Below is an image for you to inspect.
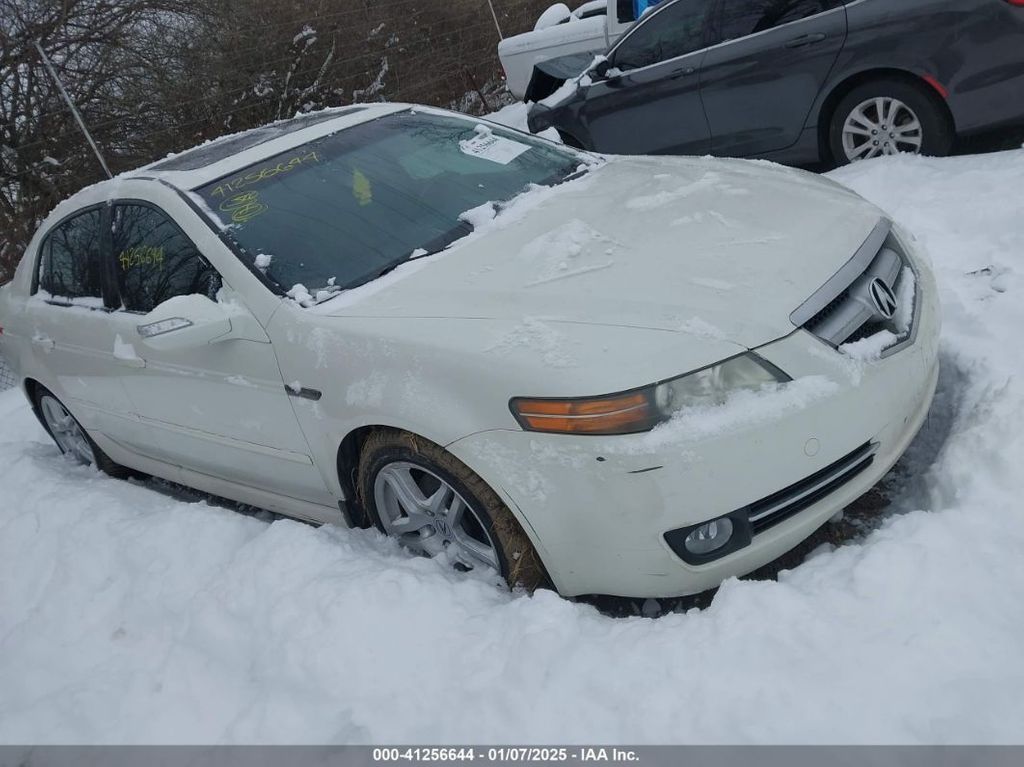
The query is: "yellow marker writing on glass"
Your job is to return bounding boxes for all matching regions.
[119,245,164,271]
[220,191,268,223]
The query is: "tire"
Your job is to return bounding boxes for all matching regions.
[356,428,549,591]
[829,78,953,166]
[33,385,130,478]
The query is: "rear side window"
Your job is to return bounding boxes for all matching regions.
[613,0,716,70]
[712,0,837,42]
[37,209,104,301]
[111,204,220,313]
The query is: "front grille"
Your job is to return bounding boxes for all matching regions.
[791,220,917,352]
[747,442,878,534]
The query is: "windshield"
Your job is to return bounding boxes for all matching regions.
[194,110,588,302]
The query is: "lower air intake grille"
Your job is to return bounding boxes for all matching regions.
[747,442,878,534]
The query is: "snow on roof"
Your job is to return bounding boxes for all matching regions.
[120,102,409,191]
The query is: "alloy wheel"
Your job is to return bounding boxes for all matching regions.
[373,461,500,572]
[39,395,96,466]
[842,97,924,162]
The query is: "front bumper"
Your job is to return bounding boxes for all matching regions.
[448,256,941,598]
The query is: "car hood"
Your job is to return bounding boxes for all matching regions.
[318,155,883,350]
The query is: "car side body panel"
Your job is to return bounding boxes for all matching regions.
[819,0,1024,137]
[574,49,711,155]
[701,6,848,157]
[532,0,1024,163]
[1,179,339,516]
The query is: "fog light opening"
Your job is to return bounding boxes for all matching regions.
[684,517,735,556]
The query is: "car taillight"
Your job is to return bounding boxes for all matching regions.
[1005,0,1024,6]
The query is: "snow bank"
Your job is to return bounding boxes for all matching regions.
[2,149,1024,743]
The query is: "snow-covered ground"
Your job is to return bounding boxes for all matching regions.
[2,146,1024,744]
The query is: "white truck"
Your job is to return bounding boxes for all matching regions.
[498,0,665,101]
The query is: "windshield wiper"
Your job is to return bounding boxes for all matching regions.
[408,220,476,261]
[560,166,591,183]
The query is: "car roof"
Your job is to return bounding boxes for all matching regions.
[118,102,410,192]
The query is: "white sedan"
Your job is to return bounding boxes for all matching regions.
[0,104,939,598]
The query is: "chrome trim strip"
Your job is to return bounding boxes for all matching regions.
[607,4,847,78]
[135,416,316,464]
[748,442,880,523]
[880,252,923,359]
[790,219,892,328]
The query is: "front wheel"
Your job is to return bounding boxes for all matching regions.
[357,428,549,591]
[829,79,953,165]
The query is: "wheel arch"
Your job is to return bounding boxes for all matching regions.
[335,422,462,528]
[22,377,48,430]
[816,68,955,162]
[336,422,555,591]
[335,424,383,528]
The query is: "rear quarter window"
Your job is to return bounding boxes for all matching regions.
[36,208,104,303]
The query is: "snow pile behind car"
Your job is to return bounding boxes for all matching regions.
[1,149,1023,743]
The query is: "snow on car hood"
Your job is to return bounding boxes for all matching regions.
[319,155,883,350]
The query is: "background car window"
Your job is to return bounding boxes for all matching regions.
[617,0,668,24]
[613,0,716,71]
[112,204,220,313]
[37,209,103,301]
[712,0,836,43]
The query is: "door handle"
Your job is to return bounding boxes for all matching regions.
[668,66,697,80]
[115,356,146,369]
[32,334,55,351]
[786,33,827,48]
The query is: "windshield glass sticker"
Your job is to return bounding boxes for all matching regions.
[459,129,530,165]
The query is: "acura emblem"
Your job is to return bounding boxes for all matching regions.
[433,515,455,539]
[868,278,898,320]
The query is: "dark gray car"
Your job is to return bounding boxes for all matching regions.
[527,0,1024,165]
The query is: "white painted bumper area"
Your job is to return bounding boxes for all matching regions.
[449,264,941,598]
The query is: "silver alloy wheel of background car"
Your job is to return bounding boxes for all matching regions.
[842,97,924,162]
[373,461,501,572]
[39,394,96,466]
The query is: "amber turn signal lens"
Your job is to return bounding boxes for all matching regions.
[510,391,656,435]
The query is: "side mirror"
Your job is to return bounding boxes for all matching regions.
[591,58,614,82]
[135,294,263,351]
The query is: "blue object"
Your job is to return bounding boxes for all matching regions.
[634,0,664,19]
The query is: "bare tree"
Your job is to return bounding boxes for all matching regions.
[0,0,200,282]
[0,0,554,284]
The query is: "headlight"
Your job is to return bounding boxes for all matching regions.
[652,353,788,416]
[510,353,790,436]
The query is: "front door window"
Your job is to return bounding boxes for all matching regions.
[613,0,716,71]
[711,0,838,43]
[111,204,220,313]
